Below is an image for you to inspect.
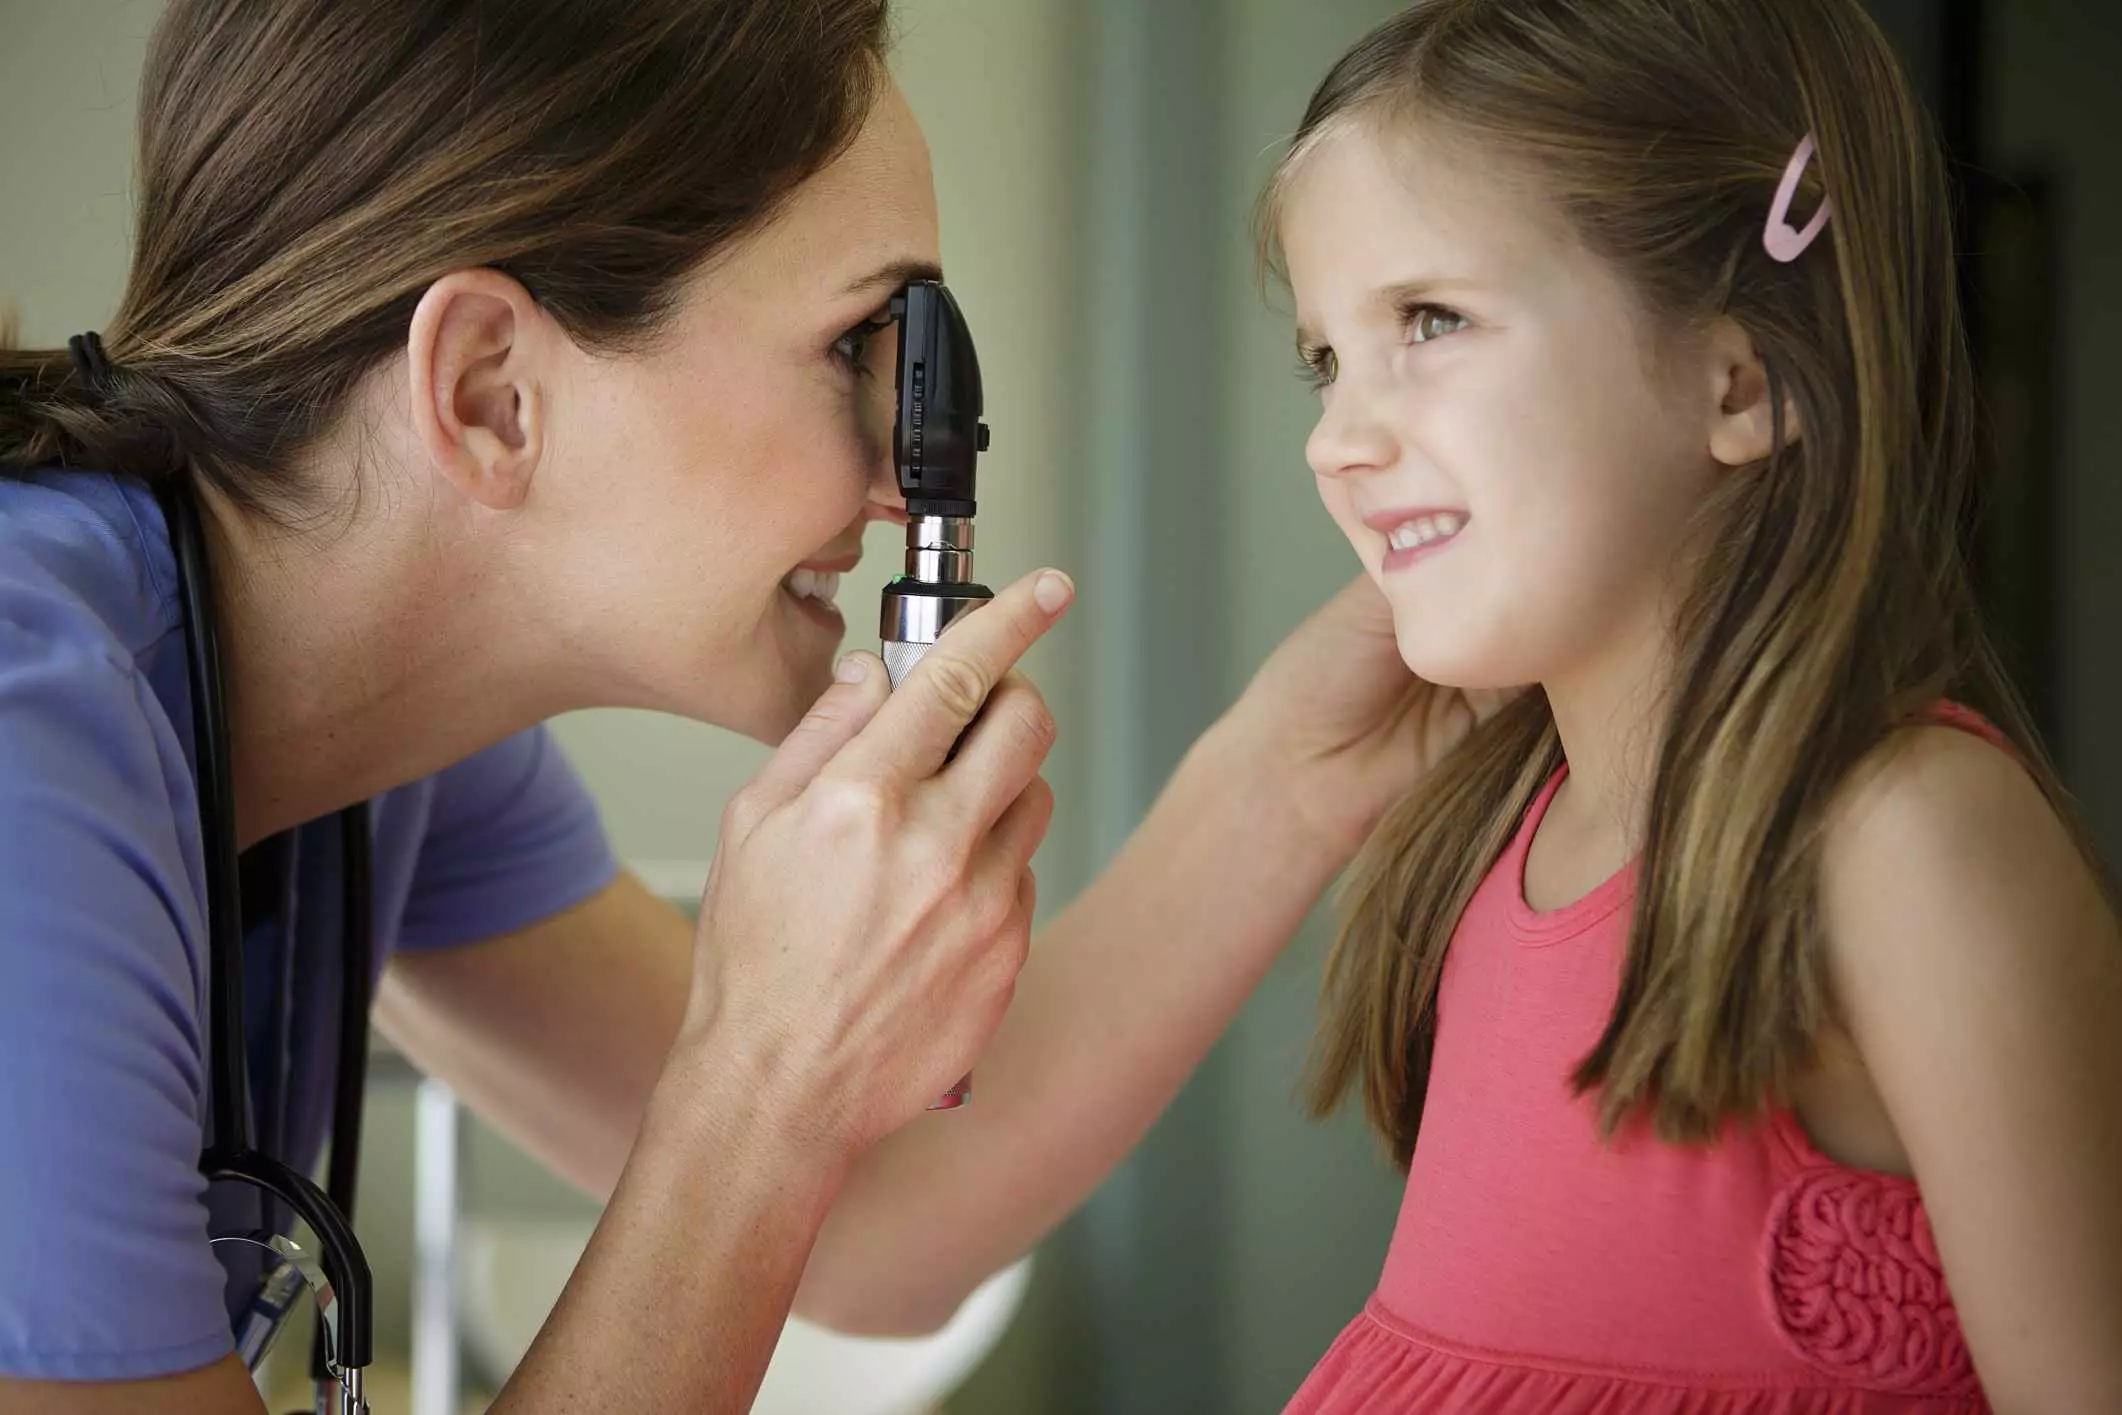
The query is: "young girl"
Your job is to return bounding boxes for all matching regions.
[1262,1,2122,1411]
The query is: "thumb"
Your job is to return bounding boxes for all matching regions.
[743,652,891,810]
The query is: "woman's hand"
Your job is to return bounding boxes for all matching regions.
[679,569,1074,1161]
[1221,572,1520,863]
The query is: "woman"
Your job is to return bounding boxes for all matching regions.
[0,2,1435,1411]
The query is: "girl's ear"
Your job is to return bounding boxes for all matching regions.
[1702,315,1801,467]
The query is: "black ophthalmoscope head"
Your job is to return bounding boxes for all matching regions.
[890,279,989,521]
[880,280,993,1114]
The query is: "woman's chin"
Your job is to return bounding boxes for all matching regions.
[751,611,845,742]
[635,652,836,748]
[621,590,846,741]
[689,677,826,746]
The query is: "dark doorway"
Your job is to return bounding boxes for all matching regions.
[1871,0,2065,751]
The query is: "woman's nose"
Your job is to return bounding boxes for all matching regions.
[1305,381,1398,481]
[866,455,908,522]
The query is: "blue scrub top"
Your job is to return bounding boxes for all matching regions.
[0,469,619,1381]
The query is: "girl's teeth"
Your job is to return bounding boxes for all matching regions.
[1388,513,1464,551]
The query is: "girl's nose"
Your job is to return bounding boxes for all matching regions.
[1305,379,1398,481]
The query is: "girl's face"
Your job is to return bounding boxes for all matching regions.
[1279,118,1721,693]
[534,80,936,740]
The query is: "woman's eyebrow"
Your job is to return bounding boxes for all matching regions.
[840,256,945,301]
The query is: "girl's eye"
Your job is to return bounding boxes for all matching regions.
[1297,343,1339,392]
[833,314,895,373]
[1405,303,1470,344]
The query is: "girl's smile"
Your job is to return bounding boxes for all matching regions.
[1280,118,1724,697]
[1363,505,1469,571]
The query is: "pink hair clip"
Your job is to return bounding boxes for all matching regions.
[1763,133,1831,263]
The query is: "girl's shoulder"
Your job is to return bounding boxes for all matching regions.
[1811,704,2122,1407]
[1817,699,2072,947]
[1824,700,2032,854]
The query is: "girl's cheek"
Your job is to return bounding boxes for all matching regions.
[1316,480,1373,568]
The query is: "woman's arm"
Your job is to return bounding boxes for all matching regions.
[0,570,1069,1415]
[1820,725,2122,1414]
[793,714,1348,1331]
[379,713,1351,1336]
[0,1045,850,1415]
[383,574,1496,1335]
[486,1037,857,1413]
[795,575,1511,1332]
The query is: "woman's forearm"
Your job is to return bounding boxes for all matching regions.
[493,1036,850,1415]
[795,716,1354,1333]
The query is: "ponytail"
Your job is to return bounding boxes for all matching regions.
[0,321,194,484]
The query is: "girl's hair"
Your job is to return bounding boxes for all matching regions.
[1,0,892,519]
[1262,0,2104,1165]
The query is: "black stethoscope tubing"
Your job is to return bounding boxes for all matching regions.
[165,480,375,1388]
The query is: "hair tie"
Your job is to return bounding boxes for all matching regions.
[67,331,114,403]
[1763,134,1831,263]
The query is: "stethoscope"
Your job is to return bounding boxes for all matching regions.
[73,329,380,1415]
[171,479,376,1415]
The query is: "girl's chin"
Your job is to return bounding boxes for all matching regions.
[1391,626,1519,693]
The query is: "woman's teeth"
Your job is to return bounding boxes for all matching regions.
[1387,512,1465,551]
[782,568,842,606]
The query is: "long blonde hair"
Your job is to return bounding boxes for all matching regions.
[1262,0,2100,1166]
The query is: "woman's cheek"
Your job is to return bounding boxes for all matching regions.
[856,375,895,477]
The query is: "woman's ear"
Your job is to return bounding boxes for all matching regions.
[406,269,545,510]
[1702,316,1801,468]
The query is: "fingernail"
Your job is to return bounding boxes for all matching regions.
[1034,570,1075,615]
[835,653,869,684]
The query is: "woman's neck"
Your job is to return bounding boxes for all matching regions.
[199,483,573,849]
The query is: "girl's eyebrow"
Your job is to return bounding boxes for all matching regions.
[1374,274,1487,307]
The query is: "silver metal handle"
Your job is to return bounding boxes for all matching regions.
[883,632,974,1112]
[411,1076,462,1415]
[882,516,994,1113]
[318,1365,368,1415]
[881,634,938,695]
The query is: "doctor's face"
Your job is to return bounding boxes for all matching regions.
[537,80,937,740]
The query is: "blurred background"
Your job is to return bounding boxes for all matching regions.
[3,1,2117,1411]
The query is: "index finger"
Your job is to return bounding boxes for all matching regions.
[827,568,1074,786]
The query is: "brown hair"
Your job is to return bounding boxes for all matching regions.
[1,0,892,519]
[1263,0,2102,1165]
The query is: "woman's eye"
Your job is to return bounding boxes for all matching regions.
[1405,304,1470,344]
[834,314,894,372]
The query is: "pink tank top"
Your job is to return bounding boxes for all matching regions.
[1284,710,1999,1414]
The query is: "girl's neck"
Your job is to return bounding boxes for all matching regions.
[1540,611,1674,844]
